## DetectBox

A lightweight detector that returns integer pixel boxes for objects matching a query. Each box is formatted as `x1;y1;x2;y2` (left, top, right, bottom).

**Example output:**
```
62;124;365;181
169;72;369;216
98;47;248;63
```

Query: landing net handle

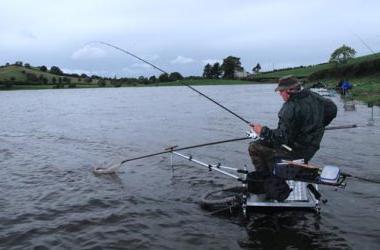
171;151;249;215
171;151;249;181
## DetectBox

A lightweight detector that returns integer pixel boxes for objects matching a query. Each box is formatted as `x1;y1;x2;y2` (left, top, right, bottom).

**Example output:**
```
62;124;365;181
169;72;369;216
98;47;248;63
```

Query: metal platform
246;181;319;209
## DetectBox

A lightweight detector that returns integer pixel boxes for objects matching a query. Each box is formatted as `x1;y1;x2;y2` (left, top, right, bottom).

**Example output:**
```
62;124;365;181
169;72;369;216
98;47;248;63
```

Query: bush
26;72;39;83
308;57;380;80
98;79;106;87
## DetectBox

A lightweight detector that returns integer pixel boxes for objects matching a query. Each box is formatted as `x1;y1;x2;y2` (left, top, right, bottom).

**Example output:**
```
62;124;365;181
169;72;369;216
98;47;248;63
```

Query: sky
1;0;379;77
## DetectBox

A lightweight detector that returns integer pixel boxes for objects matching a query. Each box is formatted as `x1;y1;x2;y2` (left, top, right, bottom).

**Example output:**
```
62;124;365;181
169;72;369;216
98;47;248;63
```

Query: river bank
2;78;378;106
0;79;256;90
323;74;380;105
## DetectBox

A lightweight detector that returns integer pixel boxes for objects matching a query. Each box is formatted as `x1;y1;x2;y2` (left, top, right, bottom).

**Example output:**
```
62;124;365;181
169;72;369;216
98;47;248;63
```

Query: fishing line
353;33;376;54
343;173;380;184
88;41;250;124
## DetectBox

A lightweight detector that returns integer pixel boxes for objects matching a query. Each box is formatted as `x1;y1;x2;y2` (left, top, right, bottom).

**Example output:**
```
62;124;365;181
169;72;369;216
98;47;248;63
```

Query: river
0;85;379;249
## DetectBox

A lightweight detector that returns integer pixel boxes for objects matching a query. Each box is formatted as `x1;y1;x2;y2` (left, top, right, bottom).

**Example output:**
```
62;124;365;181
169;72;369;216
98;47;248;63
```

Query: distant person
341;80;353;95
248;76;337;199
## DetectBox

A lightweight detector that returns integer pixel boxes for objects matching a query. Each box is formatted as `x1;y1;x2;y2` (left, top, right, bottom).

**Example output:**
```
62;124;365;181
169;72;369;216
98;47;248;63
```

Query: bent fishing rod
89;41;250;124
93;124;358;174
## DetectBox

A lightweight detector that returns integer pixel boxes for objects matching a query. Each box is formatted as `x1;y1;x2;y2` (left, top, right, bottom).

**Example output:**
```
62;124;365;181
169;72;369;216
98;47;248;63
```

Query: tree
84;77;92;83
221;56;243;79
39;65;47;72
149;75;157;83
158;73;169;82
210;62;222;79
98;79;106;87
252;63;261;73
1;80;14;89
138;76;149;84
329;45;356;64
202;63;212;79
50;66;63;75
24;63;31;68
26;72;39;83
169;72;183;81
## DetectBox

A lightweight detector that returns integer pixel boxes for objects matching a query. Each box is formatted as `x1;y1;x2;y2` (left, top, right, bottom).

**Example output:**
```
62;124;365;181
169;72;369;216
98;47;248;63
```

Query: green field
323;73;380;105
254;52;380;79
0;65;254;90
0;65;112;89
253;53;380;105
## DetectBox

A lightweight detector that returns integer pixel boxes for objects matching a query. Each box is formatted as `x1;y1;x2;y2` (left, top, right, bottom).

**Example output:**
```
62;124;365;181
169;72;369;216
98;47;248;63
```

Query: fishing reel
246;130;261;141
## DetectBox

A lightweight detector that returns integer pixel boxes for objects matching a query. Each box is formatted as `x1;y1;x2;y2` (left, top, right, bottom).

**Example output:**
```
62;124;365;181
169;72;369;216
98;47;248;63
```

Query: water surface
0;85;379;249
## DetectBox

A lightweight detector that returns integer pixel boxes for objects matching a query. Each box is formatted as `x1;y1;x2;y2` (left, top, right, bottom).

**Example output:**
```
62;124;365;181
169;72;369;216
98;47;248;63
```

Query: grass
0;65;111;87
255;64;331;79
0;77;254;91
254;52;380;80
251;53;380;105
323;73;380;105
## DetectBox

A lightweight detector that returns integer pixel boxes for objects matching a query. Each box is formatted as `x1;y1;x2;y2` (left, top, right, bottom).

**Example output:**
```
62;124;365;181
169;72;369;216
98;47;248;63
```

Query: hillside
0;64;112;89
253;53;380;105
254;53;380;80
0;64;250;89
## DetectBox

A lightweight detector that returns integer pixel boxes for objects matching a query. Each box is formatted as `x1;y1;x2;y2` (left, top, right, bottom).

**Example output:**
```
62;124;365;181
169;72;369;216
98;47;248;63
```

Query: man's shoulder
295;89;325;103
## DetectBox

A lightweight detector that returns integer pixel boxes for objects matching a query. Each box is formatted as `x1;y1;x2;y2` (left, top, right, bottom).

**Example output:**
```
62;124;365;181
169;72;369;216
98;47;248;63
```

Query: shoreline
1;79;378;106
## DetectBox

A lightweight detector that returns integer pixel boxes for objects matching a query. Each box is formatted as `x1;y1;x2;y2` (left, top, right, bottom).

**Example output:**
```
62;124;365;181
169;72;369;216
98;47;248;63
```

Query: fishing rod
354;33;376;54
342;173;380;184
90;41;250;124
93;135;251;174
93;124;358;174
325;124;357;130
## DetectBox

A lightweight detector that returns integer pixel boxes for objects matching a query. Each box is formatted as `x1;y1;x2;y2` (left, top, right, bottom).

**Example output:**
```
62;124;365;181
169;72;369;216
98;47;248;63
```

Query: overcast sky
1;0;379;77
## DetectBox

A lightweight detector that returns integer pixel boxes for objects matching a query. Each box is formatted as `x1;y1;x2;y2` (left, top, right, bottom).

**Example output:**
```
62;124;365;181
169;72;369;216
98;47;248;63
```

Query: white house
234;69;250;79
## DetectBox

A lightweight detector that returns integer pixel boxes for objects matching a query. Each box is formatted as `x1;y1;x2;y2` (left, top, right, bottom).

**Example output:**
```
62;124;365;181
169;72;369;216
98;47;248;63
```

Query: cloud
131;63;153;69
144;54;159;61
170;56;195;64
20;29;37;40
1;0;380;77
122;66;156;77
129;54;160;69
201;59;222;66
71;45;107;60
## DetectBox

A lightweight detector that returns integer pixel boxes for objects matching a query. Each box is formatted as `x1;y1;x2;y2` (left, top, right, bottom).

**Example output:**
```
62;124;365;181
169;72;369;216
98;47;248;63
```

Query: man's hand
250;123;263;135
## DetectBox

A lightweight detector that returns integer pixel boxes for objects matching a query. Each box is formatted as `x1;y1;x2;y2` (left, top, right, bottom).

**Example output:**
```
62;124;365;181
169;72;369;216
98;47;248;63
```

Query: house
234;69;250;79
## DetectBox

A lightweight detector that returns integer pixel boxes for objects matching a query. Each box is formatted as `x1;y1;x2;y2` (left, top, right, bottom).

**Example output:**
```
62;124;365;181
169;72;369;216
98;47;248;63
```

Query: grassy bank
252;53;380;105
0;79;255;91
323;73;380;105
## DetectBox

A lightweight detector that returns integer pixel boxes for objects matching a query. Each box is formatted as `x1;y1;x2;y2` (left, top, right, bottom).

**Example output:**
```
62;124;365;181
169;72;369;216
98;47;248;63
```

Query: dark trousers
248;141;294;173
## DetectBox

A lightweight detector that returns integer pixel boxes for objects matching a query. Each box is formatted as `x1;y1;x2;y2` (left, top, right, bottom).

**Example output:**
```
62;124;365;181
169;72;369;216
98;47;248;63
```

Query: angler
247;75;338;201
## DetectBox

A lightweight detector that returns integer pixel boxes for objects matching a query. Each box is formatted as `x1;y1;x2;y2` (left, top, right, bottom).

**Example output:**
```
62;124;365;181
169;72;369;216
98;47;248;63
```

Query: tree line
0;61;196;88
1;44;366;89
202;56;261;79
